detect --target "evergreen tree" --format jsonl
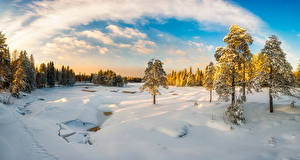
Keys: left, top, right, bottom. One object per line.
{"left": 0, "top": 32, "right": 12, "bottom": 89}
{"left": 47, "top": 61, "right": 56, "bottom": 87}
{"left": 204, "top": 62, "right": 215, "bottom": 102}
{"left": 18, "top": 51, "right": 34, "bottom": 92}
{"left": 39, "top": 63, "right": 47, "bottom": 87}
{"left": 140, "top": 59, "right": 168, "bottom": 104}
{"left": 29, "top": 54, "right": 36, "bottom": 89}
{"left": 11, "top": 67, "right": 26, "bottom": 97}
{"left": 255, "top": 35, "right": 296, "bottom": 112}
{"left": 186, "top": 67, "right": 195, "bottom": 86}
{"left": 194, "top": 68, "right": 202, "bottom": 86}
{"left": 181, "top": 68, "right": 187, "bottom": 86}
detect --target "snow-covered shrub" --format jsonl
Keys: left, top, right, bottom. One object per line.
{"left": 0, "top": 92, "right": 12, "bottom": 104}
{"left": 225, "top": 100, "right": 245, "bottom": 125}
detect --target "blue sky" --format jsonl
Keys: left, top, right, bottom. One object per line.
{"left": 0, "top": 0, "right": 299, "bottom": 76}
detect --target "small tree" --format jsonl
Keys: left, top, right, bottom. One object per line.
{"left": 255, "top": 35, "right": 296, "bottom": 112}
{"left": 140, "top": 59, "right": 168, "bottom": 104}
{"left": 204, "top": 62, "right": 215, "bottom": 102}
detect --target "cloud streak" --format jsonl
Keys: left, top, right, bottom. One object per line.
{"left": 0, "top": 0, "right": 264, "bottom": 50}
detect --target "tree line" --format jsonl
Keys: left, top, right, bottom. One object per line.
{"left": 75, "top": 73, "right": 142, "bottom": 83}
{"left": 167, "top": 67, "right": 204, "bottom": 86}
{"left": 0, "top": 32, "right": 75, "bottom": 97}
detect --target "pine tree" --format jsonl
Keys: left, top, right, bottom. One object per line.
{"left": 140, "top": 59, "right": 168, "bottom": 104}
{"left": 204, "top": 62, "right": 215, "bottom": 102}
{"left": 0, "top": 32, "right": 12, "bottom": 89}
{"left": 29, "top": 54, "right": 36, "bottom": 89}
{"left": 194, "top": 68, "right": 202, "bottom": 86}
{"left": 11, "top": 67, "right": 26, "bottom": 97}
{"left": 39, "top": 63, "right": 47, "bottom": 87}
{"left": 17, "top": 51, "right": 34, "bottom": 92}
{"left": 255, "top": 35, "right": 296, "bottom": 112}
{"left": 181, "top": 68, "right": 187, "bottom": 86}
{"left": 176, "top": 71, "right": 181, "bottom": 87}
{"left": 186, "top": 67, "right": 195, "bottom": 86}
{"left": 47, "top": 61, "right": 56, "bottom": 87}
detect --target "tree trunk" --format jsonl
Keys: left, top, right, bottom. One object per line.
{"left": 242, "top": 63, "right": 246, "bottom": 102}
{"left": 269, "top": 88, "right": 273, "bottom": 113}
{"left": 210, "top": 89, "right": 212, "bottom": 103}
{"left": 153, "top": 94, "right": 156, "bottom": 104}
{"left": 231, "top": 69, "right": 235, "bottom": 105}
{"left": 269, "top": 66, "right": 273, "bottom": 113}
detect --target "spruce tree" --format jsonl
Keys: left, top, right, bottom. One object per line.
{"left": 255, "top": 35, "right": 296, "bottom": 112}
{"left": 0, "top": 32, "right": 12, "bottom": 89}
{"left": 140, "top": 59, "right": 168, "bottom": 104}
{"left": 11, "top": 67, "right": 26, "bottom": 97}
{"left": 204, "top": 62, "right": 215, "bottom": 102}
{"left": 186, "top": 67, "right": 195, "bottom": 86}
{"left": 29, "top": 54, "right": 36, "bottom": 89}
{"left": 39, "top": 63, "right": 47, "bottom": 87}
{"left": 47, "top": 61, "right": 56, "bottom": 87}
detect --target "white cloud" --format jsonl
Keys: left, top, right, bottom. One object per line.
{"left": 131, "top": 40, "right": 156, "bottom": 54}
{"left": 169, "top": 49, "right": 186, "bottom": 55}
{"left": 97, "top": 47, "right": 108, "bottom": 55}
{"left": 297, "top": 34, "right": 300, "bottom": 37}
{"left": 78, "top": 30, "right": 114, "bottom": 45}
{"left": 43, "top": 36, "right": 107, "bottom": 57}
{"left": 0, "top": 0, "right": 264, "bottom": 52}
{"left": 106, "top": 25, "right": 147, "bottom": 39}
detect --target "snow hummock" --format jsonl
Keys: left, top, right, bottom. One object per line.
{"left": 0, "top": 84, "right": 299, "bottom": 160}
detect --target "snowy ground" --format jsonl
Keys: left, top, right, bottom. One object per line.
{"left": 1, "top": 83, "right": 300, "bottom": 160}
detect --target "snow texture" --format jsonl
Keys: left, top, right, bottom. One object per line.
{"left": 1, "top": 83, "right": 300, "bottom": 160}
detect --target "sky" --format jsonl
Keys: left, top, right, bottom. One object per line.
{"left": 0, "top": 0, "right": 299, "bottom": 77}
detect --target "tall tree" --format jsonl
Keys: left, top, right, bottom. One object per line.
{"left": 40, "top": 63, "right": 47, "bottom": 87}
{"left": 186, "top": 66, "right": 195, "bottom": 86}
{"left": 255, "top": 35, "right": 296, "bottom": 112}
{"left": 204, "top": 62, "right": 215, "bottom": 102}
{"left": 29, "top": 54, "right": 36, "bottom": 89}
{"left": 0, "top": 32, "right": 12, "bottom": 89}
{"left": 140, "top": 59, "right": 168, "bottom": 104}
{"left": 11, "top": 67, "right": 26, "bottom": 97}
{"left": 18, "top": 51, "right": 35, "bottom": 92}
{"left": 47, "top": 61, "right": 56, "bottom": 87}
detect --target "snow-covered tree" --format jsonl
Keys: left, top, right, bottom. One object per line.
{"left": 204, "top": 62, "right": 215, "bottom": 102}
{"left": 255, "top": 35, "right": 296, "bottom": 112}
{"left": 15, "top": 51, "right": 35, "bottom": 92}
{"left": 214, "top": 24, "right": 253, "bottom": 104}
{"left": 0, "top": 32, "right": 12, "bottom": 90}
{"left": 140, "top": 59, "right": 168, "bottom": 104}
{"left": 11, "top": 67, "right": 26, "bottom": 97}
